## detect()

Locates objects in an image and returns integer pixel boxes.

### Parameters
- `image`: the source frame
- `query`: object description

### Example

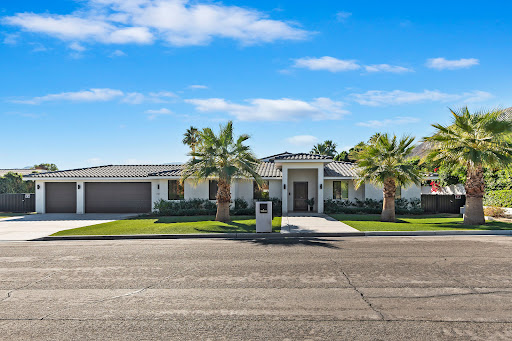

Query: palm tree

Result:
[311,140,337,157]
[423,107,512,225]
[353,134,422,222]
[182,121,261,222]
[182,126,200,159]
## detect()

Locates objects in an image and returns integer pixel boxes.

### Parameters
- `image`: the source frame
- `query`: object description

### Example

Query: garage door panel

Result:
[85,182,151,213]
[45,182,77,213]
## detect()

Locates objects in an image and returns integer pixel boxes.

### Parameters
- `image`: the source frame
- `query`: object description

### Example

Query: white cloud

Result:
[364,64,413,73]
[426,57,479,70]
[10,88,178,104]
[351,89,493,106]
[186,97,349,121]
[188,85,208,89]
[285,135,319,146]
[11,88,124,104]
[3,33,19,45]
[293,56,360,72]
[356,116,420,128]
[3,0,309,47]
[109,49,126,57]
[69,42,86,53]
[144,107,173,119]
[336,11,352,22]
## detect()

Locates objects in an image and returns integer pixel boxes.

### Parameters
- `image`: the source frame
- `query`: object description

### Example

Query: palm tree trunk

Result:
[464,165,485,225]
[381,178,396,222]
[216,178,231,222]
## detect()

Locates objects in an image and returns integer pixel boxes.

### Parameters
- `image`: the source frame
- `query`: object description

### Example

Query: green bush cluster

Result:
[153,198,283,216]
[324,198,423,215]
[484,190,512,208]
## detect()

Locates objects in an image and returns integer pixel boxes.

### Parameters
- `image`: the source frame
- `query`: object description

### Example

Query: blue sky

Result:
[2,0,511,169]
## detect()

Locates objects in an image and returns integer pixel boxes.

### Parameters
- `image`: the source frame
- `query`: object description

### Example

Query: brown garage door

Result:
[45,182,77,213]
[85,182,151,213]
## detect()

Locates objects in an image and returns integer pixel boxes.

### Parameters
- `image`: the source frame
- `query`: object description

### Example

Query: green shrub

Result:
[484,190,512,208]
[234,198,249,209]
[324,198,424,215]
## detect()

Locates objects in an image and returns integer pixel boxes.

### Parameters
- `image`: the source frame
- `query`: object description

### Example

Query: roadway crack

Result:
[331,260,385,320]
[1,273,54,302]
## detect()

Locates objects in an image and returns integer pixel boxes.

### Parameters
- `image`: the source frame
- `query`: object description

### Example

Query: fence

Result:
[421,194,465,214]
[0,193,36,213]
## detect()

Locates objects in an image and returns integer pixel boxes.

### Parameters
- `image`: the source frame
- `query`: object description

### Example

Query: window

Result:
[209,180,218,200]
[168,180,184,200]
[333,181,349,200]
[253,180,269,200]
[395,186,401,199]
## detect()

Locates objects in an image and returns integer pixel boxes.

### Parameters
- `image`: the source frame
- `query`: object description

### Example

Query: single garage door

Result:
[85,182,151,213]
[45,182,77,213]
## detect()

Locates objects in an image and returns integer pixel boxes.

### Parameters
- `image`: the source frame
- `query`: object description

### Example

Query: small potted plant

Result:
[306,198,315,212]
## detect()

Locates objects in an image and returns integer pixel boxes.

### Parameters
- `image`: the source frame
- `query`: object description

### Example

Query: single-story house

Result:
[24,152,424,215]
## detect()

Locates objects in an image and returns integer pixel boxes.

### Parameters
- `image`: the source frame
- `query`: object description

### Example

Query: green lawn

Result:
[330,214,512,231]
[52,215,282,236]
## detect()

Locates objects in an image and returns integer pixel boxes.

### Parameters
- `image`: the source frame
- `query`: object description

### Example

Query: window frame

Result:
[333,180,349,200]
[253,180,270,200]
[209,180,218,200]
[167,180,184,200]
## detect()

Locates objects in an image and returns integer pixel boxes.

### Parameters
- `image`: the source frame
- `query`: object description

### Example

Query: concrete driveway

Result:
[0,214,134,241]
[281,213,358,233]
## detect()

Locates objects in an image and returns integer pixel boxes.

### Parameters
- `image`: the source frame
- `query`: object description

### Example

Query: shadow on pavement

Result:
[232,237,342,249]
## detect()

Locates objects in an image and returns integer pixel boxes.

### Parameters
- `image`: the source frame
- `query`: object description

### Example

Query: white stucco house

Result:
[24,152,423,215]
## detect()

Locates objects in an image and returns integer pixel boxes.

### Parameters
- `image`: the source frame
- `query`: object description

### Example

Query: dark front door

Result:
[293,182,308,211]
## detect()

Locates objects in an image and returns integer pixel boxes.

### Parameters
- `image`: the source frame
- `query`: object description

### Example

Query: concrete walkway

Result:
[281,213,358,233]
[0,213,134,241]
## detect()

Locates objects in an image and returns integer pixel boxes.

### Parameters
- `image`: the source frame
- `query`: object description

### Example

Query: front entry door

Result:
[293,182,308,211]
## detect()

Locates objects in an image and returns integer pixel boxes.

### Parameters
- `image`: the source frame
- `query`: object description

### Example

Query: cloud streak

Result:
[350,89,492,106]
[426,57,479,70]
[186,97,349,121]
[356,116,420,128]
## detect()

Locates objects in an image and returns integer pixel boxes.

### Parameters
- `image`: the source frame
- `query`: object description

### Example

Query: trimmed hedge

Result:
[484,190,512,208]
[153,198,283,216]
[324,198,424,215]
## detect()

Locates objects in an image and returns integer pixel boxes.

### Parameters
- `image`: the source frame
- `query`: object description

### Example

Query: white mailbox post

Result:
[256,201,272,233]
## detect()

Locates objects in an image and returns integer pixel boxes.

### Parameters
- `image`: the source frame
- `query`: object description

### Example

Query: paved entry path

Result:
[281,213,358,233]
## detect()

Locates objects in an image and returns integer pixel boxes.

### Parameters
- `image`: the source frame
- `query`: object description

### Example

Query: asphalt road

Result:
[1,236,512,340]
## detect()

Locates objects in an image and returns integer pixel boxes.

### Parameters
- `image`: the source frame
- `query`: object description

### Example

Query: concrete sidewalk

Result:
[281,213,358,233]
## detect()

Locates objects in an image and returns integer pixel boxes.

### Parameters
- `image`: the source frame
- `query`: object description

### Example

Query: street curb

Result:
[32,230,512,241]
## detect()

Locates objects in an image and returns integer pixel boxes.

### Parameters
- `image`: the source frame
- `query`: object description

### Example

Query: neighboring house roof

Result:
[0,169,42,177]
[500,107,512,121]
[24,165,182,178]
[275,153,333,161]
[259,152,292,162]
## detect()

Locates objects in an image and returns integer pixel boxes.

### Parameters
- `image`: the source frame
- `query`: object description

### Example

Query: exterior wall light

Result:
[283,184,286,190]
[37,185,40,190]
[157,184,160,190]
[77,184,81,190]
[320,184,322,189]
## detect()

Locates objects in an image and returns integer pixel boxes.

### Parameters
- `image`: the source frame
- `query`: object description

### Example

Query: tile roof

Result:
[324,162,358,177]
[275,153,333,161]
[24,161,359,179]
[24,165,183,178]
[500,107,512,121]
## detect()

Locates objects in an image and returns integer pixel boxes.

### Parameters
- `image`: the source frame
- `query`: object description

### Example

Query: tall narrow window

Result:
[209,180,218,200]
[395,186,402,199]
[253,180,269,200]
[168,180,184,200]
[333,181,349,200]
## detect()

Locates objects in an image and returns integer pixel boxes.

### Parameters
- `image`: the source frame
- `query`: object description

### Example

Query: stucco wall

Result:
[184,179,209,200]
[236,180,253,202]
[268,179,282,199]
[364,183,382,201]
[401,184,421,200]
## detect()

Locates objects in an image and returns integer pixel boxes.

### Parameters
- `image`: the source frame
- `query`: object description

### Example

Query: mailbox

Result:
[256,201,272,233]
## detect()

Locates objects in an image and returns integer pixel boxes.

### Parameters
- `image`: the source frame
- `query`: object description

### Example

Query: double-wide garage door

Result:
[45,182,151,213]
[85,182,151,213]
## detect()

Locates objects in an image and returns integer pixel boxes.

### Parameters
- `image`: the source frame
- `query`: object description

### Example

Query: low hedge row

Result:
[484,190,512,208]
[324,198,424,215]
[153,198,282,216]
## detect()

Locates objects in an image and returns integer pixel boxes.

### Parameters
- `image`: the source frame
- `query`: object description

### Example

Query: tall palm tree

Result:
[311,140,337,156]
[353,134,422,222]
[423,107,512,225]
[182,126,200,159]
[182,121,261,222]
